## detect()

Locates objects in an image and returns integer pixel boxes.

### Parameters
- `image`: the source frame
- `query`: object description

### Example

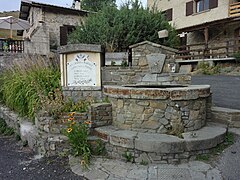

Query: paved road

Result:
[0,136,83,180]
[192,75,240,110]
[214,136,240,180]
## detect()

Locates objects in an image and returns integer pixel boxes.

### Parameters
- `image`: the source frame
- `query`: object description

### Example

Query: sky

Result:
[0,0,147,12]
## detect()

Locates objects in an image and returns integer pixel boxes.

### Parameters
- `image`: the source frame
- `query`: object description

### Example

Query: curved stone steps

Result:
[93,123,227,164]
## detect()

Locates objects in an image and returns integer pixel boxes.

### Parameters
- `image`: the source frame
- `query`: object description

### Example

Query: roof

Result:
[19,0,89,20]
[129,41,179,53]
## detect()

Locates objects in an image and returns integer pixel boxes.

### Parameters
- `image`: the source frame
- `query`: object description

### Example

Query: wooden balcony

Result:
[0,38,24,53]
[176,37,240,60]
[229,2,240,17]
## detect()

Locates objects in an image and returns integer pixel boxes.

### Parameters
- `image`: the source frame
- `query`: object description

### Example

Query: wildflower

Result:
[70,122,76,126]
[67,128,73,133]
[68,112,75,117]
[68,117,74,121]
[84,121,92,125]
[80,160,86,165]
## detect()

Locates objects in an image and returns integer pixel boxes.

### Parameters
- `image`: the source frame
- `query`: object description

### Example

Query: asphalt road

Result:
[215,137,240,180]
[0,136,83,180]
[192,75,240,110]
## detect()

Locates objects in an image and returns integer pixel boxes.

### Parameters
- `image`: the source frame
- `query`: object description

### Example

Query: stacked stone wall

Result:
[0,103,112,156]
[102,66,191,86]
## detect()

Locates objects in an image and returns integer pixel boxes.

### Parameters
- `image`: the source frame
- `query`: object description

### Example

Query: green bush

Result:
[68,0,179,52]
[233,52,240,62]
[0,56,61,119]
[197,62,220,75]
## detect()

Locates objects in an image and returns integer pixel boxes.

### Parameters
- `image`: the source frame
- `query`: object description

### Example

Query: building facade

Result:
[148,0,240,58]
[19,0,88,55]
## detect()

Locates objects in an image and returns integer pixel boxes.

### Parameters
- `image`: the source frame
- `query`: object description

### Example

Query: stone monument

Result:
[60,44,104,101]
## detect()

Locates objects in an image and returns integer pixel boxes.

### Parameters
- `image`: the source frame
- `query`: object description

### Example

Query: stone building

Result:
[148,0,240,58]
[18,0,88,55]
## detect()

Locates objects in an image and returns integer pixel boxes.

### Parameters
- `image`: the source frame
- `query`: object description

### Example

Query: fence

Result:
[0,38,24,53]
[176,37,240,60]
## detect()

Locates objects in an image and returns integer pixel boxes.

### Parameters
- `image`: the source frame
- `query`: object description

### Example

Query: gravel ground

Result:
[0,136,83,180]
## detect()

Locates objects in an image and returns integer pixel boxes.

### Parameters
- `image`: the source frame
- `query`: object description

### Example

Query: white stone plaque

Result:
[67,53,97,86]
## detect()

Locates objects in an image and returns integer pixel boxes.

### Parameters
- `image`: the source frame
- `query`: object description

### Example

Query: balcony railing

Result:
[176,37,240,60]
[229,2,240,17]
[0,38,24,53]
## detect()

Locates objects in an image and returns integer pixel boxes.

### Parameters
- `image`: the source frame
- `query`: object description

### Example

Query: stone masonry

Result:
[104,85,211,134]
[0,103,112,156]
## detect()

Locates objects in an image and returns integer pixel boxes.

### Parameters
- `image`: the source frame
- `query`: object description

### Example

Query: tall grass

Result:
[0,55,61,119]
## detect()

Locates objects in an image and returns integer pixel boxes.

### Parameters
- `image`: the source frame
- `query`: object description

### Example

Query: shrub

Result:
[197,62,220,75]
[233,52,240,62]
[0,56,61,119]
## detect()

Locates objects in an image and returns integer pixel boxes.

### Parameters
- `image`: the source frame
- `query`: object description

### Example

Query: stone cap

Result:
[103,85,211,100]
[129,41,179,53]
[59,44,104,54]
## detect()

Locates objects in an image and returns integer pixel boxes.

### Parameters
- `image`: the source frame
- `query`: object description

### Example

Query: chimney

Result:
[72,0,81,10]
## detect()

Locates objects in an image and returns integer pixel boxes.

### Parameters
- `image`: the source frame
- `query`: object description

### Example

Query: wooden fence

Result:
[176,37,240,60]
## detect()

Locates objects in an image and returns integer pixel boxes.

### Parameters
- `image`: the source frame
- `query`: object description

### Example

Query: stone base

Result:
[94,123,226,164]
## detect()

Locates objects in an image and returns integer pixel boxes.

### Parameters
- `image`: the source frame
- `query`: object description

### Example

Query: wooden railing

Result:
[229,2,240,17]
[176,37,240,60]
[0,38,24,53]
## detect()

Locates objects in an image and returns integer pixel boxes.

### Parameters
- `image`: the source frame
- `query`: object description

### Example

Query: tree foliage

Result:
[69,0,179,52]
[81,0,116,12]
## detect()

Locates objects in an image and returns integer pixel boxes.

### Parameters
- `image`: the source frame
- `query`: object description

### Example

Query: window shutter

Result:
[186,1,193,16]
[60,26,68,46]
[209,0,218,9]
[165,8,173,21]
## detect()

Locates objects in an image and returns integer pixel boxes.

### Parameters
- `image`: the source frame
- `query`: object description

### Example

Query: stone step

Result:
[211,106,240,127]
[94,123,227,164]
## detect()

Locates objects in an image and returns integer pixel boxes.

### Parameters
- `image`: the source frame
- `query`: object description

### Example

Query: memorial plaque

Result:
[146,53,166,74]
[67,53,97,86]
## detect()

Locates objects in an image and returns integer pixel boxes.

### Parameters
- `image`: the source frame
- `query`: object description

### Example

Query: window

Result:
[163,8,173,21]
[196,0,209,13]
[186,0,218,16]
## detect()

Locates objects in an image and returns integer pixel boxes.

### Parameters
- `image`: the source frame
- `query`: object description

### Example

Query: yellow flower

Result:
[70,122,76,126]
[67,128,73,133]
[68,117,74,121]
[84,121,92,125]
[80,160,86,165]
[68,112,76,117]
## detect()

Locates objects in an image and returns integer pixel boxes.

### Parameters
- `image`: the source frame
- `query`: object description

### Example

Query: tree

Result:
[81,0,116,12]
[68,0,179,52]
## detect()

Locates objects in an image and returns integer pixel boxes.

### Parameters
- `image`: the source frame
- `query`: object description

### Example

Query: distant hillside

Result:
[0,11,21,39]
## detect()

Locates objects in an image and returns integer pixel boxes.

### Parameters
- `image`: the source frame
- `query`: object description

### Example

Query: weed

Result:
[122,151,133,162]
[197,62,220,75]
[233,52,240,62]
[15,134,21,141]
[140,160,148,165]
[91,139,106,156]
[22,140,28,147]
[121,60,128,67]
[196,154,210,161]
[0,118,14,136]
[111,61,116,66]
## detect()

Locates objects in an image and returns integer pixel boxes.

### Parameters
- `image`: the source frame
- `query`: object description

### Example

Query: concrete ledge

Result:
[211,106,240,127]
